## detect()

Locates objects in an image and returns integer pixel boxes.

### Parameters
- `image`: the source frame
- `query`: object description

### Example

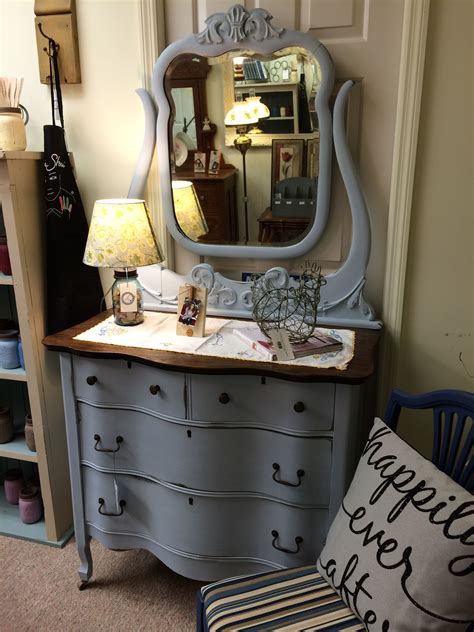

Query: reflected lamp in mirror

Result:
[172,181,209,242]
[83,199,164,326]
[224,101,261,243]
[245,95,270,134]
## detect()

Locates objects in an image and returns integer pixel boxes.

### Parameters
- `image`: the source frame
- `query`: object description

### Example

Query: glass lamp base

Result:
[111,268,144,326]
[112,308,144,326]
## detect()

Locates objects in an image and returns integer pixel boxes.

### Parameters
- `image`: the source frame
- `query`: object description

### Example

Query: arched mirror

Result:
[153,5,335,259]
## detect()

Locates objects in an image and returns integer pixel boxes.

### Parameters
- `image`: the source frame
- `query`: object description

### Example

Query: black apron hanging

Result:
[42,37,103,335]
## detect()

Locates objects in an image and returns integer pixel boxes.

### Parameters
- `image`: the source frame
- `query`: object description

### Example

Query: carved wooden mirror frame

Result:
[132,5,381,328]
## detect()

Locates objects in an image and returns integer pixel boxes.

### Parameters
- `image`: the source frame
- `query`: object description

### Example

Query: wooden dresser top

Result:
[43,310,381,384]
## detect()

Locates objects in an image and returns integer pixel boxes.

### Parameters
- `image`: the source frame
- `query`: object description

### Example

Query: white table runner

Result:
[74,312,355,370]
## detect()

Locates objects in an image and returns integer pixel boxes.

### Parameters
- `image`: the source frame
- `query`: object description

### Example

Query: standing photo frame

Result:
[306,138,320,179]
[271,139,305,201]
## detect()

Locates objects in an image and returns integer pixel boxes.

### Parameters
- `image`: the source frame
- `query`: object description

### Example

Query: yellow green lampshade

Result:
[245,96,270,120]
[83,199,164,268]
[172,181,209,242]
[224,101,259,127]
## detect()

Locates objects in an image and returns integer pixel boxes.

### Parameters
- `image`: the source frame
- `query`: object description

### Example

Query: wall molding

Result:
[137,0,175,269]
[378,0,430,408]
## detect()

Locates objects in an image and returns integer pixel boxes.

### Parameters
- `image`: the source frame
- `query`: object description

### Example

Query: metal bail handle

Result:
[271,530,303,554]
[98,497,126,516]
[94,434,123,453]
[19,104,29,125]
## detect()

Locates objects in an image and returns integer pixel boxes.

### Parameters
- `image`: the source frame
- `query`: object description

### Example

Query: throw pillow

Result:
[317,417,474,631]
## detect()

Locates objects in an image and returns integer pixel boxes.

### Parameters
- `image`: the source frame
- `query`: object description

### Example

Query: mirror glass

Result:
[165,47,321,248]
[171,87,197,150]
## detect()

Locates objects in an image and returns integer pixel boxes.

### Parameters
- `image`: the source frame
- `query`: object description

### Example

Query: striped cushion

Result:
[201,565,363,631]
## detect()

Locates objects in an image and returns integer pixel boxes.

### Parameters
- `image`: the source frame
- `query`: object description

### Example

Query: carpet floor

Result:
[0,535,203,631]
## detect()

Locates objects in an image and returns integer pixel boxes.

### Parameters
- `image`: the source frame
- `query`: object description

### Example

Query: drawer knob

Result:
[271,530,303,554]
[272,463,305,487]
[94,434,123,453]
[149,384,161,395]
[293,401,305,413]
[219,392,230,404]
[86,376,97,386]
[98,497,126,517]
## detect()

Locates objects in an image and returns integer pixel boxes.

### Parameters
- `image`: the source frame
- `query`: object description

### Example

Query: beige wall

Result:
[0,0,143,219]
[396,0,473,450]
[0,0,144,291]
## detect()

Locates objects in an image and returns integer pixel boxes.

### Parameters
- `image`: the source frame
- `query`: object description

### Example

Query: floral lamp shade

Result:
[224,101,259,127]
[172,181,208,242]
[245,96,270,120]
[83,199,164,268]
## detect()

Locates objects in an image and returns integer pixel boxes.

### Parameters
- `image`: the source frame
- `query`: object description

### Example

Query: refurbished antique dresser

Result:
[45,4,385,587]
[44,313,379,586]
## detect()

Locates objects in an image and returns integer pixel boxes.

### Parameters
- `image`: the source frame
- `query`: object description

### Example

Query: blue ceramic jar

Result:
[0,329,20,369]
[18,334,24,369]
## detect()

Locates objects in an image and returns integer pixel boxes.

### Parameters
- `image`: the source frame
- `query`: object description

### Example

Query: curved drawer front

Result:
[79,404,332,506]
[83,467,328,565]
[190,374,335,432]
[72,356,186,419]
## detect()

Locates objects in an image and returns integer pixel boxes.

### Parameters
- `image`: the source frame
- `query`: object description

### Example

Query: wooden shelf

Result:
[0,367,27,382]
[0,493,71,547]
[0,153,72,544]
[0,431,37,462]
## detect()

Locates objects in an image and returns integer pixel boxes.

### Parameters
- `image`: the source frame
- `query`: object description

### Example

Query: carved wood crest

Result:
[196,4,284,45]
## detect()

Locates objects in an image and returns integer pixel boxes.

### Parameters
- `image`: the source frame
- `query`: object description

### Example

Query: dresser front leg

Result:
[77,534,93,589]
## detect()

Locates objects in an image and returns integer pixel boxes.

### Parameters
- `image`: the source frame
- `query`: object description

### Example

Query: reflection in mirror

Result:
[165,47,321,249]
[171,87,197,151]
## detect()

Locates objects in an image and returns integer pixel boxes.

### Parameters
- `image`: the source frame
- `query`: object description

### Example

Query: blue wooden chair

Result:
[196,389,474,631]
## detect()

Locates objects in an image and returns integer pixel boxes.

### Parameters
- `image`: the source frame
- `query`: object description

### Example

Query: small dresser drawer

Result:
[78,403,332,506]
[83,468,328,565]
[189,374,335,432]
[73,356,186,419]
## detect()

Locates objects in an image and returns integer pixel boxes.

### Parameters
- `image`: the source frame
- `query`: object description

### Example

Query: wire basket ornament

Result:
[251,263,326,344]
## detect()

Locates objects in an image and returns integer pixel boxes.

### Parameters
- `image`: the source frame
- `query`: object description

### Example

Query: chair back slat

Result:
[384,389,474,492]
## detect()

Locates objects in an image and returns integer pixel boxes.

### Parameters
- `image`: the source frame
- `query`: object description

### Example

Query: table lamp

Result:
[172,181,209,241]
[224,100,261,242]
[83,198,164,326]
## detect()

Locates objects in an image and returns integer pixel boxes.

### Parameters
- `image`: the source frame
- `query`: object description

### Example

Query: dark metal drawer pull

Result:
[271,530,303,554]
[149,384,161,395]
[86,376,97,386]
[94,434,123,453]
[272,463,305,487]
[98,498,126,516]
[219,392,230,404]
[293,401,305,413]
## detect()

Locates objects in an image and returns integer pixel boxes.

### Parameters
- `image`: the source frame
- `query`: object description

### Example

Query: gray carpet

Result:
[0,535,203,631]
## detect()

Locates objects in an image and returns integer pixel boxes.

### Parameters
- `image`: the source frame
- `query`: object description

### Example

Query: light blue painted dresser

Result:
[44,312,379,587]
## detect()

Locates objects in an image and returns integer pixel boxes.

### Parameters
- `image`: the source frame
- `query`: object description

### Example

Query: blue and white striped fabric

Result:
[200,565,363,631]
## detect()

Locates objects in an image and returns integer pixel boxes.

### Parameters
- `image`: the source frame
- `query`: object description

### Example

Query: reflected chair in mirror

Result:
[258,176,316,242]
[196,388,474,631]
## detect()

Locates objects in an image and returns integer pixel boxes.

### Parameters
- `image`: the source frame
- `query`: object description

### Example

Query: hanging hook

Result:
[37,22,60,55]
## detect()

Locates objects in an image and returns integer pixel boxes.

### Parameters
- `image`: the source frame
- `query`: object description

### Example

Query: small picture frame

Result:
[271,139,304,199]
[306,138,320,178]
[176,285,208,337]
[194,152,206,173]
[208,150,221,175]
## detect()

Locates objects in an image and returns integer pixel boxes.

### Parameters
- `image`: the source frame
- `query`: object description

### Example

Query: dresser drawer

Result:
[189,374,335,432]
[72,356,186,419]
[78,403,332,506]
[83,467,328,565]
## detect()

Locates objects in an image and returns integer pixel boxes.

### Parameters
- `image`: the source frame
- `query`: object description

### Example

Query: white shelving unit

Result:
[0,151,72,546]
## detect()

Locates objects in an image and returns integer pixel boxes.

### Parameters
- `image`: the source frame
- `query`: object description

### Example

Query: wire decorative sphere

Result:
[251,264,326,344]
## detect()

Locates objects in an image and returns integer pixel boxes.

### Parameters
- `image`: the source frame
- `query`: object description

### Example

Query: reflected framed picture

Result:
[271,139,304,200]
[306,138,320,178]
